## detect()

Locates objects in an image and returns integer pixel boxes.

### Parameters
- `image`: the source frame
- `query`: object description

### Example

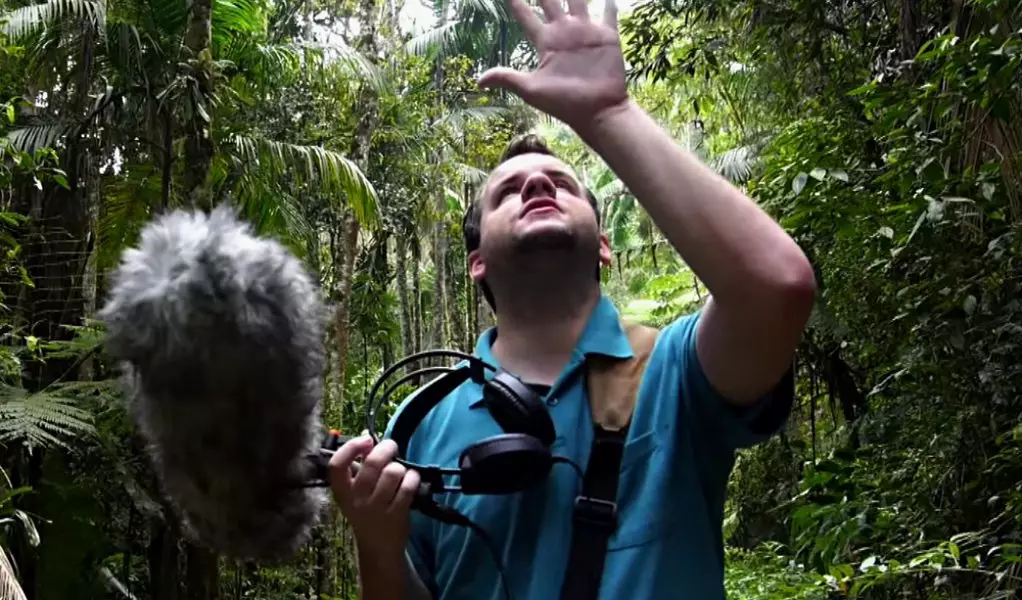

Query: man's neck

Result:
[488,279,601,386]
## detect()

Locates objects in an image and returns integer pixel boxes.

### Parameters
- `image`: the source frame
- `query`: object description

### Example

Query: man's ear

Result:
[598,232,612,267]
[468,250,486,282]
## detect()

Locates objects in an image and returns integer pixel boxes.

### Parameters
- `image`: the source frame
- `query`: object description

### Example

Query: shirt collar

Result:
[474,294,634,372]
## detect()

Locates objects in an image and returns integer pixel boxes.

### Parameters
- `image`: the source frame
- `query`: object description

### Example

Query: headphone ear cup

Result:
[458,433,554,494]
[484,371,556,447]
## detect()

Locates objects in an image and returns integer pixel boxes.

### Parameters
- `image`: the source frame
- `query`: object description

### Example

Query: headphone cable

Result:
[463,514,513,600]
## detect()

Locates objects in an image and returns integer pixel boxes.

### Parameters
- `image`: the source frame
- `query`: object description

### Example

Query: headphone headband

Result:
[364,349,557,497]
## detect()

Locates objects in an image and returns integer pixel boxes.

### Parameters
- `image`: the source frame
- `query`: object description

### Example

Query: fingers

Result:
[351,439,399,503]
[388,468,422,515]
[508,0,543,42]
[538,0,565,20]
[367,461,405,507]
[602,0,617,29]
[477,66,531,98]
[327,434,375,489]
[566,0,588,18]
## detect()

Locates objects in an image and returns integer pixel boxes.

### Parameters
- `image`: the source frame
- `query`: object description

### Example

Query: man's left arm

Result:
[476,0,815,411]
[576,101,815,410]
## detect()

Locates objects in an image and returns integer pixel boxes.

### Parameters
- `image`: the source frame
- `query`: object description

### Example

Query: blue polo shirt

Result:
[385,294,792,600]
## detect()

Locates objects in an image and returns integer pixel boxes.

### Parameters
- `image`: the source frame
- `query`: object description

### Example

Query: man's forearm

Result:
[577,100,812,305]
[357,545,405,600]
[356,545,433,600]
[575,100,815,404]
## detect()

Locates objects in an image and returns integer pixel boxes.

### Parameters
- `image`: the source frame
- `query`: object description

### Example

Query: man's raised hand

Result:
[477,0,629,133]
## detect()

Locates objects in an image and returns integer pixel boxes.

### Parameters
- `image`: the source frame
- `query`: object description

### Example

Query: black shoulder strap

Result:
[558,322,659,600]
[557,424,626,600]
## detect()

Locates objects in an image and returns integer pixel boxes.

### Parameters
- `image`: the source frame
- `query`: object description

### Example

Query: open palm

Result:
[478,0,629,132]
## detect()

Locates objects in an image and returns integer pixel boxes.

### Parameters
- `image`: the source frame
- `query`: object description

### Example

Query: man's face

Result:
[468,152,611,285]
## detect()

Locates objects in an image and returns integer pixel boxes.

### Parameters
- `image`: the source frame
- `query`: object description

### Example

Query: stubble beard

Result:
[488,226,601,296]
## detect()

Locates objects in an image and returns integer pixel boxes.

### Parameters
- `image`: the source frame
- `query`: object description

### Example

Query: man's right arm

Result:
[328,436,435,600]
[355,547,432,600]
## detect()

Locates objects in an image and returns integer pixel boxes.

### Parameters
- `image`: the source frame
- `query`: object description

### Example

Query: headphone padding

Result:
[459,433,554,494]
[484,371,556,447]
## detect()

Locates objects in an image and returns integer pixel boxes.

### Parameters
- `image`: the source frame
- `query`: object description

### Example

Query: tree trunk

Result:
[396,237,413,357]
[333,209,361,411]
[411,238,423,354]
[182,0,214,210]
[179,0,220,593]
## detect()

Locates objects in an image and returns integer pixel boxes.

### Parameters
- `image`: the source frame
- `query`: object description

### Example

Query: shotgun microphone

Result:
[97,205,334,564]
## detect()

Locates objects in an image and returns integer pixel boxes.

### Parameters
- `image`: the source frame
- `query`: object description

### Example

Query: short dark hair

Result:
[462,133,602,311]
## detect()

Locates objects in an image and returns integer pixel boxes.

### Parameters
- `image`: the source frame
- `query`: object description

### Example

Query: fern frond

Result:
[228,134,381,229]
[0,546,27,600]
[0,384,96,452]
[0,0,106,41]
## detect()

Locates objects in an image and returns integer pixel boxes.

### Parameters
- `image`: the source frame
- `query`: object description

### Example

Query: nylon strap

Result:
[558,322,659,600]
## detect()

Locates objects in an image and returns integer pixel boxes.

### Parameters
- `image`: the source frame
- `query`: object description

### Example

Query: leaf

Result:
[878,226,894,239]
[444,188,462,213]
[792,172,808,195]
[0,546,27,600]
[0,383,96,452]
[810,167,827,181]
[5,104,13,124]
[963,295,977,315]
[0,0,106,40]
[830,169,849,182]
[12,510,39,547]
[228,135,380,229]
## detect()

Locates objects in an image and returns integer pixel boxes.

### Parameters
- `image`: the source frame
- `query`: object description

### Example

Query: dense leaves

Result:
[1,0,1020,597]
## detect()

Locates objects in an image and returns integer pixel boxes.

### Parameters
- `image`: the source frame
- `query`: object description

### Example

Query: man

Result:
[328,0,816,597]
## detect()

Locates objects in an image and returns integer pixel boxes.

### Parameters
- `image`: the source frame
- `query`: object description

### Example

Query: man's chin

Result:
[512,228,577,253]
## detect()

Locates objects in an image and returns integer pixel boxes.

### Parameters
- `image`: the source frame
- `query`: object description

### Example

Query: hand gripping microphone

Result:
[97,205,333,564]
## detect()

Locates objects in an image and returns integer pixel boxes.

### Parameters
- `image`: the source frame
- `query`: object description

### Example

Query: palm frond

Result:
[228,174,314,255]
[455,0,508,22]
[709,144,760,184]
[144,0,187,39]
[0,0,106,41]
[3,122,76,154]
[98,161,162,269]
[228,134,381,229]
[454,162,488,186]
[405,20,461,56]
[0,383,96,452]
[0,546,27,600]
[212,0,264,38]
[436,104,509,132]
[307,40,387,92]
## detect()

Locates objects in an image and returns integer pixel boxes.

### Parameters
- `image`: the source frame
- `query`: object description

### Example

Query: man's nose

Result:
[521,173,556,200]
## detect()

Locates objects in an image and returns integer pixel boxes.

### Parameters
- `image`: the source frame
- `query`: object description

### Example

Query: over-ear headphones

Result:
[312,349,586,600]
[365,349,561,497]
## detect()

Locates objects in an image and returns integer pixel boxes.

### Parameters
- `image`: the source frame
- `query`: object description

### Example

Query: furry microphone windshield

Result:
[97,205,331,564]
